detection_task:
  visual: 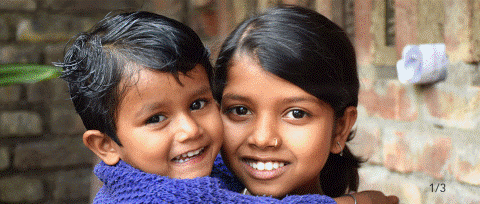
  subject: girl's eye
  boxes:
[285,109,309,119]
[228,106,251,115]
[190,99,207,110]
[146,114,167,124]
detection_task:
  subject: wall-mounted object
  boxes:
[396,44,448,84]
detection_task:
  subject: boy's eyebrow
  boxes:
[135,85,212,118]
[191,85,211,97]
[136,102,168,118]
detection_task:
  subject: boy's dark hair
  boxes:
[56,11,212,145]
[213,5,361,197]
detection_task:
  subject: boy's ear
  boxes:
[83,130,121,165]
[330,106,357,154]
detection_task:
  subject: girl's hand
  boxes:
[334,191,399,204]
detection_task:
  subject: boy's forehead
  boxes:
[119,64,209,91]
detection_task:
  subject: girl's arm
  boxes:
[334,191,399,204]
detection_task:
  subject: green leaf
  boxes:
[0,64,61,87]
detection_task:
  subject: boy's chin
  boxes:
[170,167,212,179]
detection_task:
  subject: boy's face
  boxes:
[114,64,223,179]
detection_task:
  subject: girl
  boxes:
[214,5,396,202]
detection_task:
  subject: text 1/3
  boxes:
[430,183,445,192]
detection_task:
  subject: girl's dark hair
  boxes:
[213,5,361,197]
[56,11,212,145]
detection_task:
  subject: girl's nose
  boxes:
[247,114,281,149]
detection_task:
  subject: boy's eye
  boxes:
[228,106,251,115]
[146,115,167,124]
[190,99,207,110]
[285,109,308,119]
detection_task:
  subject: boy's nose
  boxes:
[173,113,202,143]
[247,114,280,149]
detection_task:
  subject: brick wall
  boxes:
[349,0,480,203]
[0,0,479,203]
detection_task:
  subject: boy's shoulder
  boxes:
[211,154,245,192]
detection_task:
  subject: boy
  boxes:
[57,11,396,204]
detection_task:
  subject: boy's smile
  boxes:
[113,64,223,179]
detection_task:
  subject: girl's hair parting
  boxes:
[56,11,212,145]
[213,5,362,197]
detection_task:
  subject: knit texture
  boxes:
[93,155,336,204]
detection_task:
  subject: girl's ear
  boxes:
[330,106,357,154]
[83,130,121,165]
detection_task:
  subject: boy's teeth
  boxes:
[248,161,285,171]
[173,147,205,163]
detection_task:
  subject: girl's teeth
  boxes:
[265,162,273,171]
[249,161,285,171]
[257,162,265,170]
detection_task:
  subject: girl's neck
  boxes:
[289,180,324,196]
[242,181,324,198]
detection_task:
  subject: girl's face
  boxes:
[220,55,339,198]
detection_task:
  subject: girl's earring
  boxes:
[337,141,343,156]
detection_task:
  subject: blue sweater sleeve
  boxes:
[93,156,337,204]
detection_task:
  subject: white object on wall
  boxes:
[396,44,448,84]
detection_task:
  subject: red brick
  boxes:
[424,85,480,129]
[417,0,445,44]
[449,143,480,186]
[0,0,36,11]
[143,0,185,21]
[16,16,95,43]
[359,79,418,121]
[395,0,418,58]
[0,85,21,103]
[0,176,43,202]
[188,1,218,39]
[315,0,333,20]
[349,122,382,164]
[358,166,423,203]
[354,0,373,66]
[0,45,41,64]
[0,18,10,41]
[383,129,415,173]
[13,137,94,170]
[50,107,86,135]
[0,147,9,171]
[0,111,42,137]
[417,138,451,179]
[425,186,480,204]
[46,0,140,13]
[281,0,309,6]
[444,0,478,63]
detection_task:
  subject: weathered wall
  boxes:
[0,0,479,203]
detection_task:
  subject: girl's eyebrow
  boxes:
[222,94,319,105]
[281,96,319,104]
[221,93,249,102]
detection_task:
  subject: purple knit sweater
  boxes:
[93,155,336,203]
